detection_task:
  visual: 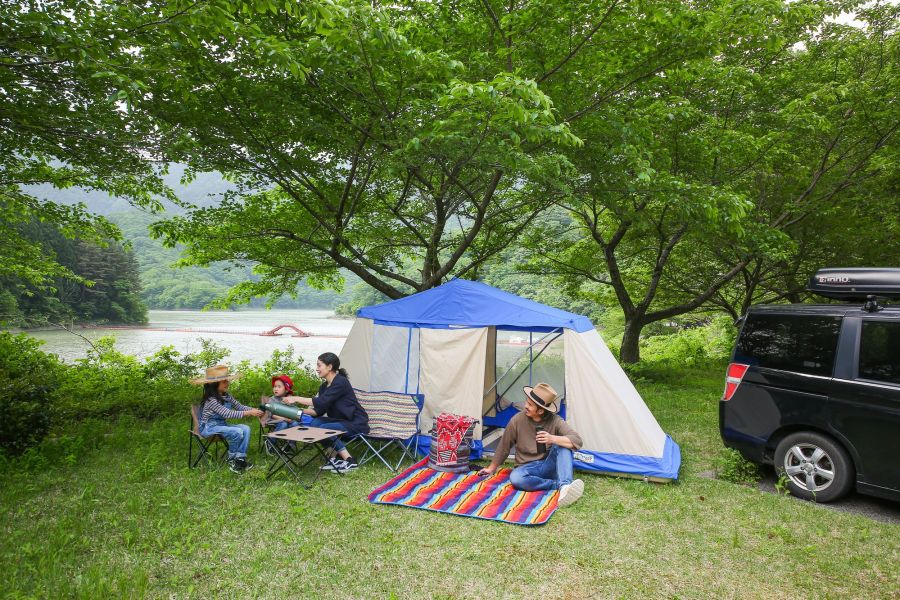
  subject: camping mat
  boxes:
[368,458,559,526]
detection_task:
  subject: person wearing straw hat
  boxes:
[477,382,585,507]
[192,365,263,474]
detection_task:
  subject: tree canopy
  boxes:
[0,0,173,289]
[2,0,897,360]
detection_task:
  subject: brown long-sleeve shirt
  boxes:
[489,412,583,468]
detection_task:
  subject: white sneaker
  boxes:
[320,458,358,473]
[558,479,584,507]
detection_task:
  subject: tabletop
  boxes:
[266,425,343,443]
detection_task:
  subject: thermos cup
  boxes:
[260,400,303,421]
[535,424,546,454]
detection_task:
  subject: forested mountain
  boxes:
[24,164,231,216]
[24,167,356,311]
[0,221,146,326]
[111,211,356,310]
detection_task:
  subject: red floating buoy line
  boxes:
[259,324,310,337]
[79,323,332,338]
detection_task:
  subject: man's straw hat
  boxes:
[522,382,559,413]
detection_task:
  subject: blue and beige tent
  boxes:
[339,279,681,481]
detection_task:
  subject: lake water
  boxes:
[23,309,354,365]
[21,310,566,395]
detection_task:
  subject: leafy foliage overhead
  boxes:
[0,0,175,288]
[137,0,583,302]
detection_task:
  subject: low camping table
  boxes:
[265,425,344,488]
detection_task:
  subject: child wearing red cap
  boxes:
[263,374,307,453]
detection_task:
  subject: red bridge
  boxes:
[260,324,311,338]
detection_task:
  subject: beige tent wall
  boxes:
[405,328,421,393]
[338,318,374,391]
[564,329,666,457]
[419,327,488,438]
[370,324,413,392]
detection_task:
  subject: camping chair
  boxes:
[257,414,288,455]
[188,404,228,469]
[350,390,424,471]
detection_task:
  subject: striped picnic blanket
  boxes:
[368,458,559,526]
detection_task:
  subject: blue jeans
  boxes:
[509,446,574,491]
[273,419,302,433]
[201,422,250,459]
[308,418,350,452]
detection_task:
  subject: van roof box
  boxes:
[807,267,900,300]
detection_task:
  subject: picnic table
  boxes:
[265,425,344,488]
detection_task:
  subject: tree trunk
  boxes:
[620,317,644,364]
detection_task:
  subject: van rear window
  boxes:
[735,314,841,376]
[859,321,900,384]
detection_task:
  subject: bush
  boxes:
[0,332,320,460]
[715,448,762,485]
[230,347,319,406]
[55,337,232,420]
[638,316,737,367]
[142,338,229,382]
[0,333,63,455]
[55,337,154,419]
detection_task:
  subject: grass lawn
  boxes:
[1,363,897,599]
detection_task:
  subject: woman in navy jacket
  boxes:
[282,352,368,473]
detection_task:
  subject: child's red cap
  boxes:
[271,374,293,392]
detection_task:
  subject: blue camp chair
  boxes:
[349,390,424,471]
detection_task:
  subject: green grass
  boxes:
[1,363,898,599]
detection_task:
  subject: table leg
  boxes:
[265,434,343,488]
[266,440,292,480]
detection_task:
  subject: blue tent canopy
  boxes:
[357,279,594,333]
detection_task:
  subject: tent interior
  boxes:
[339,279,681,481]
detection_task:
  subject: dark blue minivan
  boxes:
[720,268,900,502]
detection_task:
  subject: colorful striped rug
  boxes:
[368,459,559,526]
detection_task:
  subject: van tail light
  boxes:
[722,363,750,401]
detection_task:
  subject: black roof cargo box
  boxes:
[807,267,900,300]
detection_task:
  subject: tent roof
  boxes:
[357,279,594,332]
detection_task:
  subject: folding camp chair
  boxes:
[350,390,424,471]
[257,415,286,455]
[188,404,228,469]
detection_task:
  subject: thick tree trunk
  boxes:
[620,318,644,364]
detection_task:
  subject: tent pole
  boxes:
[529,332,533,386]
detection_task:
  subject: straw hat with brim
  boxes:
[190,364,241,385]
[522,382,559,414]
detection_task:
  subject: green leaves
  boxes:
[3,0,895,323]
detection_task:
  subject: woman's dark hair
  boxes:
[318,352,348,378]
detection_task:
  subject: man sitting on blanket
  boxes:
[477,382,585,507]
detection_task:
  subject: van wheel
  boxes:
[774,432,854,503]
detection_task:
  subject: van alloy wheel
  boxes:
[782,443,835,493]
[774,432,854,503]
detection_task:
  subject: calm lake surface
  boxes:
[24,309,353,365]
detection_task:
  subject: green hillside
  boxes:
[111,211,355,310]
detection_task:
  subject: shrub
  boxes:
[715,448,762,485]
[0,333,63,455]
[0,332,320,460]
[144,339,230,377]
[638,316,737,367]
[55,337,150,419]
[55,337,232,420]
[230,347,319,406]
